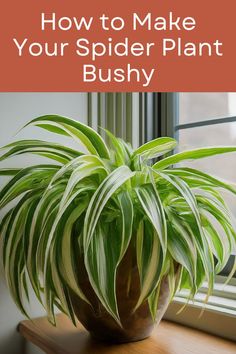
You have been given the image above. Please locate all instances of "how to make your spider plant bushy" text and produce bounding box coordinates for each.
[12,12,224,87]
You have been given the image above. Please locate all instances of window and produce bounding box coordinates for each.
[164,93,236,341]
[87,93,177,148]
[177,93,236,278]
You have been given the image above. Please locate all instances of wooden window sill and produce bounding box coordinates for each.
[19,313,236,354]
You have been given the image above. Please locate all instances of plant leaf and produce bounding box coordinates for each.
[166,167,236,195]
[26,185,64,300]
[167,219,197,291]
[83,166,134,250]
[3,191,41,316]
[58,155,108,210]
[0,165,60,209]
[0,139,83,164]
[83,166,134,322]
[153,147,236,170]
[25,115,110,159]
[105,129,132,167]
[134,137,177,160]
[135,183,167,254]
[135,219,163,311]
[0,168,22,176]
[157,171,215,296]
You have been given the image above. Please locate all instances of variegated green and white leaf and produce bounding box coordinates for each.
[3,191,41,316]
[157,171,215,296]
[0,165,60,209]
[135,219,163,311]
[0,139,83,164]
[135,184,167,253]
[153,146,236,170]
[83,166,134,250]
[84,190,133,325]
[166,167,236,195]
[26,115,110,159]
[134,137,177,160]
[0,168,22,176]
[83,167,134,322]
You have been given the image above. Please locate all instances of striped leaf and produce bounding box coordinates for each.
[26,115,110,158]
[157,171,215,296]
[134,137,177,160]
[0,139,83,164]
[0,165,60,209]
[165,167,236,195]
[134,183,167,309]
[0,168,22,176]
[154,147,236,170]
[83,167,134,322]
[135,219,163,311]
[2,191,41,315]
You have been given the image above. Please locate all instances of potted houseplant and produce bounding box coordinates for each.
[1,115,236,343]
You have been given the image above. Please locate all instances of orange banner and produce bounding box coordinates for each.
[0,0,235,91]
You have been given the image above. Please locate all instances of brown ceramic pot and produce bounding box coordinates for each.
[70,245,171,343]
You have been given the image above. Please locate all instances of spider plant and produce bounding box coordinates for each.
[0,115,236,328]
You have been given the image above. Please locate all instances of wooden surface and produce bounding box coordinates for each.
[19,313,236,354]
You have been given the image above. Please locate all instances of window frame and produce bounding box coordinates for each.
[87,92,178,146]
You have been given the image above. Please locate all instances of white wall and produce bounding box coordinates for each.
[0,93,88,354]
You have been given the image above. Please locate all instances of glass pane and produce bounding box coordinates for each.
[179,93,236,124]
[178,122,236,182]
